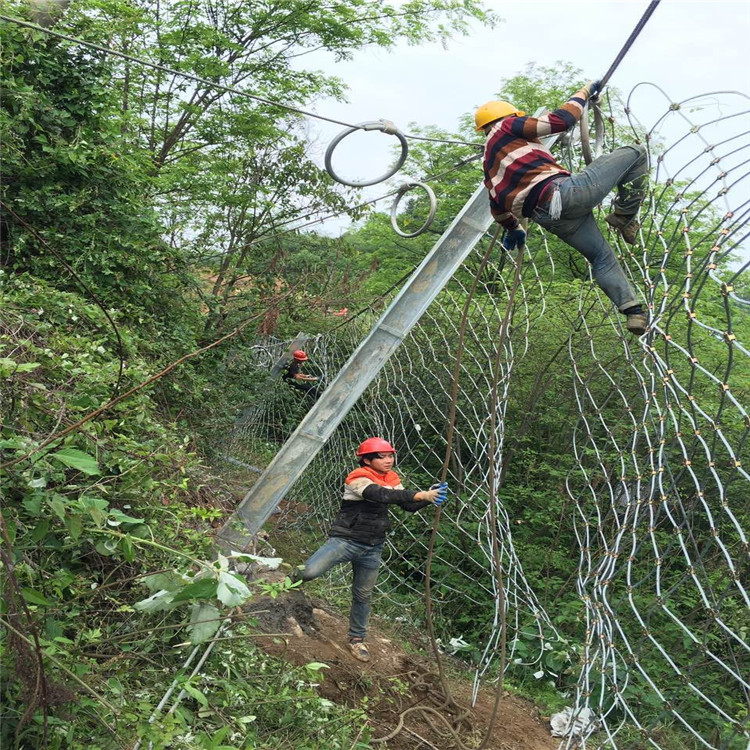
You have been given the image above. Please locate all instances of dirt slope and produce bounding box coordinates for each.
[247,583,558,750]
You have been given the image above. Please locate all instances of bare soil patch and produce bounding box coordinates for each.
[247,581,557,750]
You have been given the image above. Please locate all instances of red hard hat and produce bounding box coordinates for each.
[292,349,309,361]
[356,437,396,456]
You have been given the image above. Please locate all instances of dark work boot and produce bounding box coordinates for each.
[626,313,648,336]
[605,212,640,245]
[623,305,648,336]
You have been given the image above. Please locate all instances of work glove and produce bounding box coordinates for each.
[502,227,526,252]
[429,482,448,507]
[589,80,602,102]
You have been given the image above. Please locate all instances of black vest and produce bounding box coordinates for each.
[329,500,391,546]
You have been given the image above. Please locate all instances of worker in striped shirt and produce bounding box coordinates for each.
[475,81,648,337]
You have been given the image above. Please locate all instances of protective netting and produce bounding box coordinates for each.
[223,88,749,749]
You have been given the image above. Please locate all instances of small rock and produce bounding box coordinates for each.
[286,616,304,638]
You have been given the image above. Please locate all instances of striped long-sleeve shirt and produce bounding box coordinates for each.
[483,83,593,229]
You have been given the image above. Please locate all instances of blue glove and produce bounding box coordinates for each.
[429,482,448,507]
[589,80,602,101]
[502,228,526,251]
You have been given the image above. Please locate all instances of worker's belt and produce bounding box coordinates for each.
[535,175,565,209]
[522,173,567,217]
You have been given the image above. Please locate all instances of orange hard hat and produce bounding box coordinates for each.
[356,437,396,456]
[292,349,309,361]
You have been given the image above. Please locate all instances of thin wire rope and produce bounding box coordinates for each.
[0,14,481,149]
[478,241,526,749]
[425,227,502,706]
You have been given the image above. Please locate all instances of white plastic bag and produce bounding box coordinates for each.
[550,706,598,738]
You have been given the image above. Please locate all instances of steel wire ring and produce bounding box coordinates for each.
[390,182,437,238]
[324,119,408,187]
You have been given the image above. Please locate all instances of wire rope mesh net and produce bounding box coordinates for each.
[222,88,749,749]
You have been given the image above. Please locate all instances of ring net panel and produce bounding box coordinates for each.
[223,88,749,749]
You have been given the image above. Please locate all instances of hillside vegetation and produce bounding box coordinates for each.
[2,2,748,749]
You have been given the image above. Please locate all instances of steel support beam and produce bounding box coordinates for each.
[216,180,495,550]
[216,111,561,552]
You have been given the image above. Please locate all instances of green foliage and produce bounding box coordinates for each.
[131,552,300,643]
[0,275,370,748]
[336,66,749,737]
[24,0,493,343]
[0,23,196,332]
[0,1,502,746]
[3,2,745,744]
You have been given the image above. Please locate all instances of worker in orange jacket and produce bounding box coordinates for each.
[295,438,447,662]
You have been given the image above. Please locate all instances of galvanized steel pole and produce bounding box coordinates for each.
[216,181,495,550]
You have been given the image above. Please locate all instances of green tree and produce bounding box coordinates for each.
[60,0,497,334]
[0,23,194,333]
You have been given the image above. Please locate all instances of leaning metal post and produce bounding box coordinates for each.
[215,181,495,550]
[217,114,559,552]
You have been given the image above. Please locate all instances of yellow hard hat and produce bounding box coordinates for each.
[474,101,525,132]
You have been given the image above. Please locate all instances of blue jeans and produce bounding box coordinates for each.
[532,145,648,311]
[299,537,383,640]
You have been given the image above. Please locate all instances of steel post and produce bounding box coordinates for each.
[216,181,495,550]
